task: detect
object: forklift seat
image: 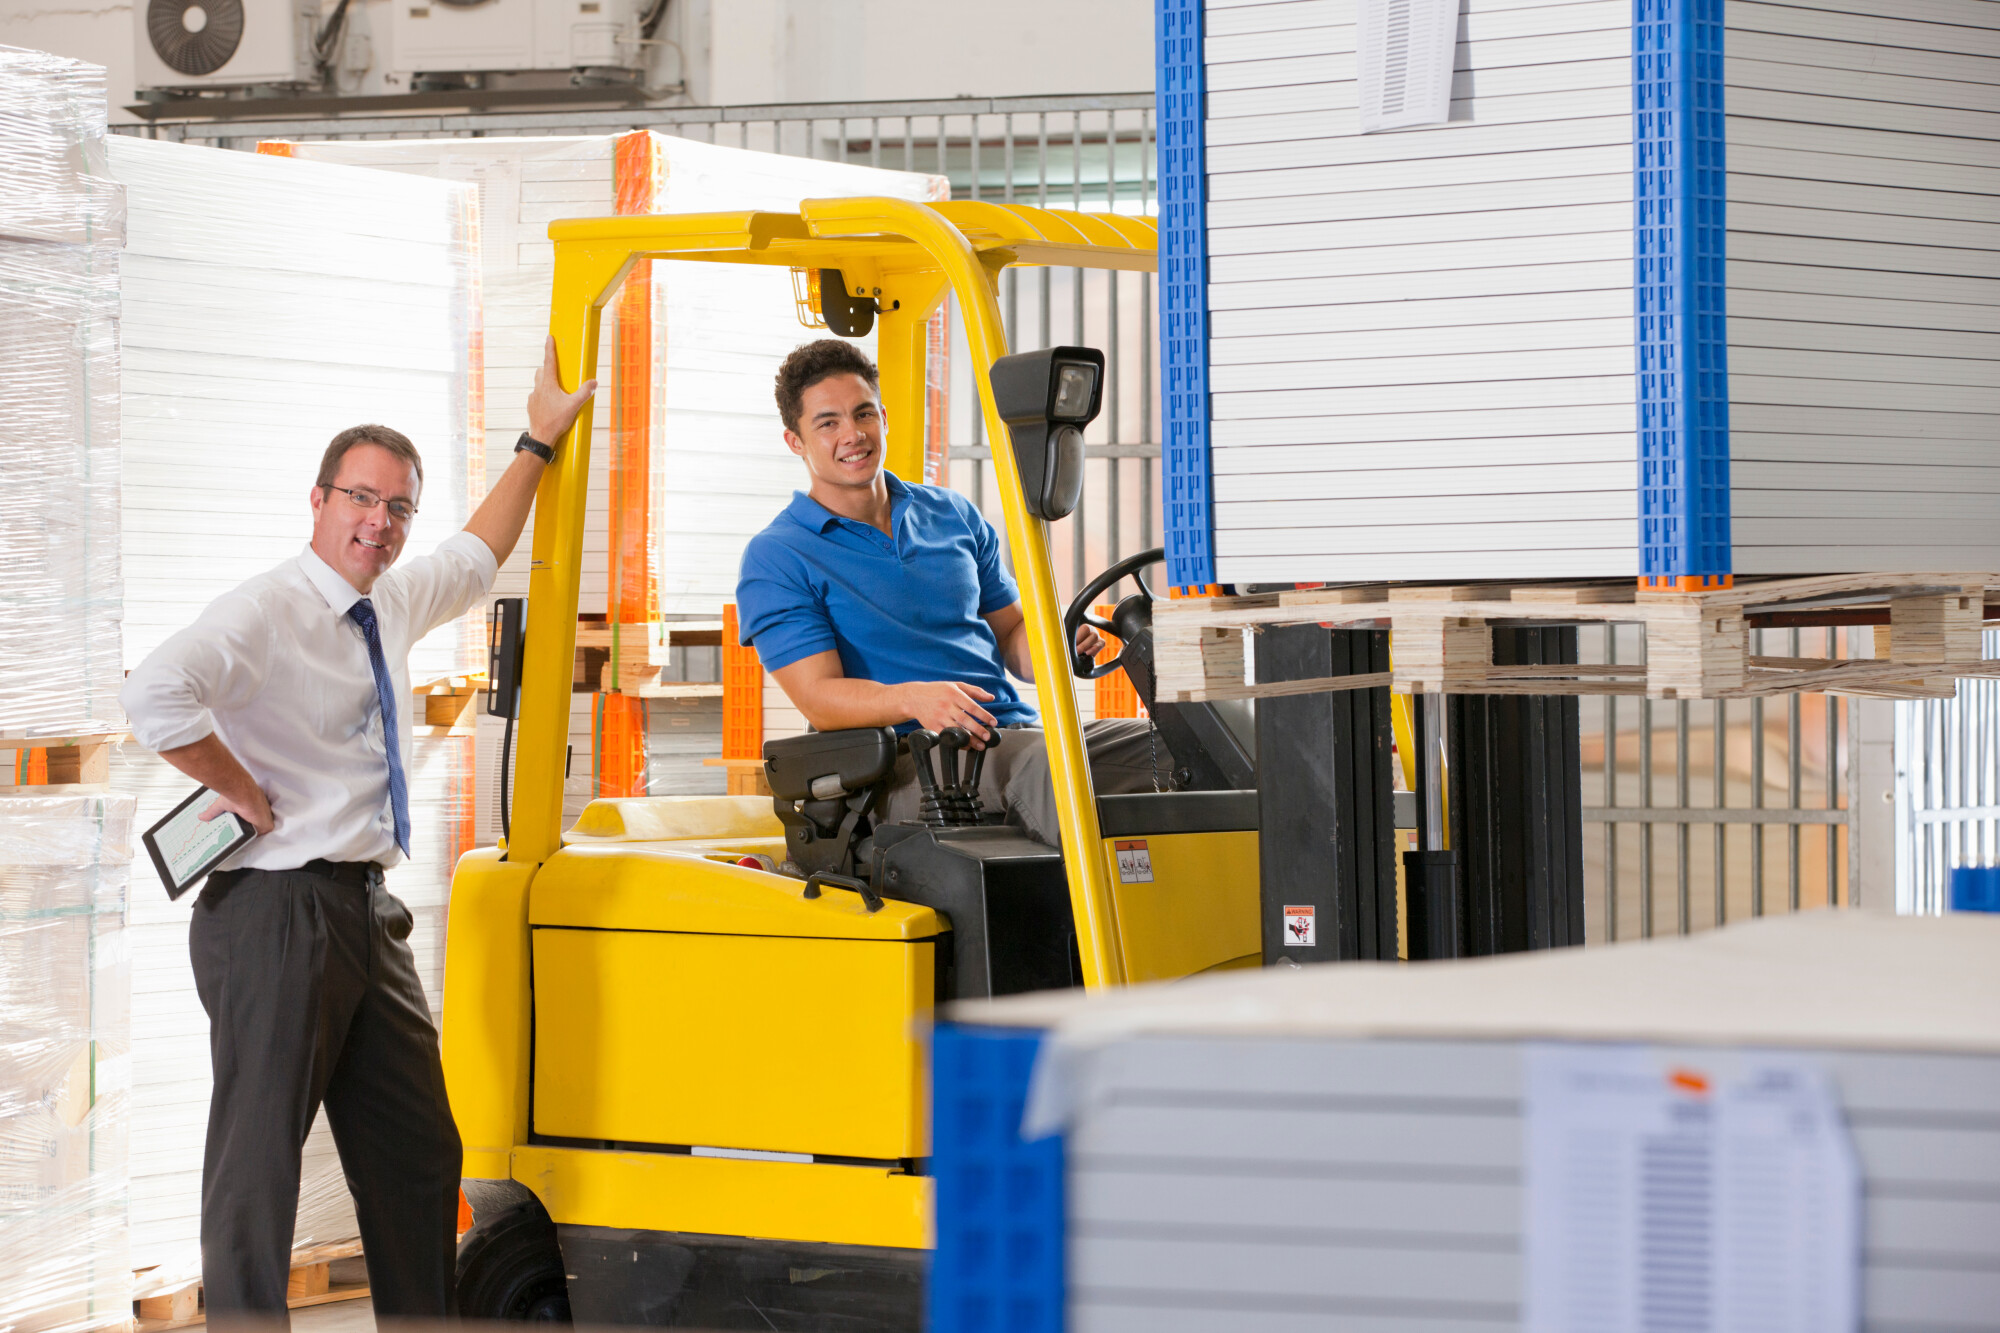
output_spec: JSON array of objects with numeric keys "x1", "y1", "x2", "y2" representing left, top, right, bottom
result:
[{"x1": 763, "y1": 728, "x2": 899, "y2": 803}]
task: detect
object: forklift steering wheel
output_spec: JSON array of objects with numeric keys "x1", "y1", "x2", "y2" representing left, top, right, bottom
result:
[{"x1": 1063, "y1": 546, "x2": 1164, "y2": 679}]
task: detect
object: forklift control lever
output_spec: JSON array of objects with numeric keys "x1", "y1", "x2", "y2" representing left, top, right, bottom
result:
[
  {"x1": 936, "y1": 726, "x2": 967, "y2": 789},
  {"x1": 906, "y1": 729, "x2": 948, "y2": 827}
]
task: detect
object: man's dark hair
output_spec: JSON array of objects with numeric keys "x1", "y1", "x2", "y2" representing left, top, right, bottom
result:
[
  {"x1": 317, "y1": 424, "x2": 424, "y2": 493},
  {"x1": 774, "y1": 339, "x2": 880, "y2": 435}
]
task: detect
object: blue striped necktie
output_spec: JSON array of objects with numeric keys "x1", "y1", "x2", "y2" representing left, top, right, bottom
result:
[{"x1": 348, "y1": 598, "x2": 411, "y2": 858}]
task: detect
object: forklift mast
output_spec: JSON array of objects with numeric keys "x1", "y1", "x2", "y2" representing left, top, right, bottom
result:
[{"x1": 508, "y1": 199, "x2": 1156, "y2": 980}]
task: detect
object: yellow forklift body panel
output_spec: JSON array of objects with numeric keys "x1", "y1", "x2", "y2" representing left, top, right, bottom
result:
[
  {"x1": 1102, "y1": 830, "x2": 1263, "y2": 983},
  {"x1": 530, "y1": 842, "x2": 943, "y2": 940},
  {"x1": 531, "y1": 927, "x2": 935, "y2": 1160},
  {"x1": 513, "y1": 1144, "x2": 929, "y2": 1249},
  {"x1": 440, "y1": 848, "x2": 536, "y2": 1181}
]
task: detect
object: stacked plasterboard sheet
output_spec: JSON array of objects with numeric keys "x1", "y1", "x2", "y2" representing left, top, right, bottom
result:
[
  {"x1": 103, "y1": 136, "x2": 478, "y2": 1284},
  {"x1": 284, "y1": 133, "x2": 945, "y2": 824},
  {"x1": 1723, "y1": 0, "x2": 2000, "y2": 572},
  {"x1": 957, "y1": 910, "x2": 2000, "y2": 1331},
  {"x1": 1197, "y1": 0, "x2": 2000, "y2": 582},
  {"x1": 0, "y1": 793, "x2": 136, "y2": 1333},
  {"x1": 1203, "y1": 0, "x2": 1636, "y2": 583},
  {"x1": 0, "y1": 48, "x2": 126, "y2": 744}
]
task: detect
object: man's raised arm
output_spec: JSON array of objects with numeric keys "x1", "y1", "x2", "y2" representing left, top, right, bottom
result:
[{"x1": 465, "y1": 336, "x2": 597, "y2": 565}]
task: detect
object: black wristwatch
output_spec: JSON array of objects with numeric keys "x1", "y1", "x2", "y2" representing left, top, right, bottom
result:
[{"x1": 515, "y1": 431, "x2": 555, "y2": 463}]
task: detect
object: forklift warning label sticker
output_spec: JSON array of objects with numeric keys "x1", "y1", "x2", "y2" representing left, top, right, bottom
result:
[
  {"x1": 1284, "y1": 904, "x2": 1316, "y2": 946},
  {"x1": 1114, "y1": 840, "x2": 1154, "y2": 883}
]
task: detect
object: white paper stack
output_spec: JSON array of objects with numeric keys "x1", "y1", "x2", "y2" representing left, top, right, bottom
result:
[
  {"x1": 960, "y1": 909, "x2": 2000, "y2": 1332},
  {"x1": 0, "y1": 48, "x2": 126, "y2": 744},
  {"x1": 1197, "y1": 0, "x2": 2000, "y2": 581},
  {"x1": 283, "y1": 132, "x2": 946, "y2": 821}
]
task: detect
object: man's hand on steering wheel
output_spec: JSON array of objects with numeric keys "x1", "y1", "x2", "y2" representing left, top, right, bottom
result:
[
  {"x1": 1074, "y1": 622, "x2": 1105, "y2": 662},
  {"x1": 897, "y1": 680, "x2": 999, "y2": 745}
]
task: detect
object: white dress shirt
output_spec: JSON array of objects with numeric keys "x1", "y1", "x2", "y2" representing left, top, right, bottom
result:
[{"x1": 122, "y1": 531, "x2": 498, "y2": 872}]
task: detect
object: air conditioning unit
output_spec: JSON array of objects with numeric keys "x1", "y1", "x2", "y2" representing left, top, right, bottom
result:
[
  {"x1": 135, "y1": 0, "x2": 320, "y2": 90},
  {"x1": 392, "y1": 0, "x2": 646, "y2": 77}
]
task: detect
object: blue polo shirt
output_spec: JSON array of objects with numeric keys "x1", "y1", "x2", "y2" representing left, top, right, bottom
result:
[{"x1": 736, "y1": 474, "x2": 1036, "y2": 728}]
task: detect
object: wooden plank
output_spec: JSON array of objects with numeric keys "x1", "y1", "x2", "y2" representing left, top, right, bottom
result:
[
  {"x1": 702, "y1": 756, "x2": 771, "y2": 797},
  {"x1": 1164, "y1": 672, "x2": 1394, "y2": 705}
]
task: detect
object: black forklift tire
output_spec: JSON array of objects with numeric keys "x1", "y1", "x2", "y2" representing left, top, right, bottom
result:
[{"x1": 456, "y1": 1201, "x2": 574, "y2": 1322}]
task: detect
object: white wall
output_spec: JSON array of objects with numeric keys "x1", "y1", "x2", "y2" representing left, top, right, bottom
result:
[
  {"x1": 0, "y1": 0, "x2": 1152, "y2": 125},
  {"x1": 688, "y1": 0, "x2": 1153, "y2": 106}
]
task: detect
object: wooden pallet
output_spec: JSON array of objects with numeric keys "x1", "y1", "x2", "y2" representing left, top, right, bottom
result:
[
  {"x1": 0, "y1": 732, "x2": 120, "y2": 788},
  {"x1": 576, "y1": 617, "x2": 726, "y2": 696},
  {"x1": 412, "y1": 675, "x2": 485, "y2": 735},
  {"x1": 1154, "y1": 574, "x2": 2000, "y2": 704},
  {"x1": 133, "y1": 1243, "x2": 369, "y2": 1332},
  {"x1": 703, "y1": 755, "x2": 772, "y2": 796}
]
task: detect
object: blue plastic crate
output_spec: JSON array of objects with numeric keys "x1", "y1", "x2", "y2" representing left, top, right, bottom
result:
[
  {"x1": 1633, "y1": 0, "x2": 1731, "y2": 586},
  {"x1": 1155, "y1": 0, "x2": 1215, "y2": 591},
  {"x1": 1950, "y1": 865, "x2": 2000, "y2": 913},
  {"x1": 929, "y1": 1023, "x2": 1066, "y2": 1333}
]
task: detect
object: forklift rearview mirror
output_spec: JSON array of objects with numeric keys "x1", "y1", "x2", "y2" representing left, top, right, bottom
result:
[{"x1": 988, "y1": 345, "x2": 1104, "y2": 522}]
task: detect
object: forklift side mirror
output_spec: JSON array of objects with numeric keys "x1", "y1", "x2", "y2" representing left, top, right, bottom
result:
[{"x1": 988, "y1": 345, "x2": 1103, "y2": 522}]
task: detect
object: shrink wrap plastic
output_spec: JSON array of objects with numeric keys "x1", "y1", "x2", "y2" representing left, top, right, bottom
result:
[
  {"x1": 0, "y1": 794, "x2": 135, "y2": 1333},
  {"x1": 282, "y1": 132, "x2": 944, "y2": 822},
  {"x1": 0, "y1": 49, "x2": 125, "y2": 742},
  {"x1": 97, "y1": 139, "x2": 479, "y2": 1281},
  {"x1": 107, "y1": 135, "x2": 480, "y2": 679}
]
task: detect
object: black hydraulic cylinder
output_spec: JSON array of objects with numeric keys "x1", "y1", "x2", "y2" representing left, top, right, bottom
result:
[
  {"x1": 1402, "y1": 850, "x2": 1462, "y2": 961},
  {"x1": 1255, "y1": 625, "x2": 1397, "y2": 963},
  {"x1": 1448, "y1": 627, "x2": 1586, "y2": 953}
]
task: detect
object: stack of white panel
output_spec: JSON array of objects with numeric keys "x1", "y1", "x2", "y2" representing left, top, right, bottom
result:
[
  {"x1": 103, "y1": 137, "x2": 479, "y2": 1284},
  {"x1": 959, "y1": 909, "x2": 2000, "y2": 1331},
  {"x1": 0, "y1": 793, "x2": 136, "y2": 1333},
  {"x1": 0, "y1": 48, "x2": 125, "y2": 745},
  {"x1": 284, "y1": 133, "x2": 946, "y2": 822},
  {"x1": 1196, "y1": 0, "x2": 2000, "y2": 582}
]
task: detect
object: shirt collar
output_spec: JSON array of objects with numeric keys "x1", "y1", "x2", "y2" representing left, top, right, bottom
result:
[
  {"x1": 297, "y1": 543, "x2": 365, "y2": 617},
  {"x1": 785, "y1": 473, "x2": 914, "y2": 536}
]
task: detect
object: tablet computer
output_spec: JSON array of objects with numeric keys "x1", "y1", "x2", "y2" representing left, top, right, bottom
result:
[{"x1": 143, "y1": 787, "x2": 256, "y2": 900}]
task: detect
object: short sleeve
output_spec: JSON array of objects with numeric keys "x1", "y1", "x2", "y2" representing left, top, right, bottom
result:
[
  {"x1": 963, "y1": 495, "x2": 1019, "y2": 616},
  {"x1": 384, "y1": 529, "x2": 501, "y2": 637},
  {"x1": 736, "y1": 535, "x2": 839, "y2": 673},
  {"x1": 121, "y1": 589, "x2": 273, "y2": 752}
]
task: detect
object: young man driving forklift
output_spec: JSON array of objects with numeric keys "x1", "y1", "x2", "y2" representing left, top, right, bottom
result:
[{"x1": 736, "y1": 338, "x2": 1158, "y2": 847}]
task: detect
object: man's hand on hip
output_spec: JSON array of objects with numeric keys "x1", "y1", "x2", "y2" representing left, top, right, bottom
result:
[
  {"x1": 898, "y1": 681, "x2": 1000, "y2": 745},
  {"x1": 159, "y1": 732, "x2": 278, "y2": 836},
  {"x1": 203, "y1": 787, "x2": 276, "y2": 837}
]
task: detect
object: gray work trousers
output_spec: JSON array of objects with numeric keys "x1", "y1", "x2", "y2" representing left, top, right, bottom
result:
[
  {"x1": 190, "y1": 862, "x2": 461, "y2": 1326},
  {"x1": 881, "y1": 717, "x2": 1162, "y2": 845}
]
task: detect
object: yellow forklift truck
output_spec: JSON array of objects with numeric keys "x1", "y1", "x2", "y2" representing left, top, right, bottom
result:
[{"x1": 442, "y1": 198, "x2": 1264, "y2": 1328}]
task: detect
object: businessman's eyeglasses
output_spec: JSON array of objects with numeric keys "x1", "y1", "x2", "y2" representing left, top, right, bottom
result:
[{"x1": 322, "y1": 485, "x2": 418, "y2": 523}]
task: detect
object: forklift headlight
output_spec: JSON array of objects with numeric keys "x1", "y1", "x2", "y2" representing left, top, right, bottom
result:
[
  {"x1": 1051, "y1": 360, "x2": 1097, "y2": 421},
  {"x1": 987, "y1": 345, "x2": 1104, "y2": 522}
]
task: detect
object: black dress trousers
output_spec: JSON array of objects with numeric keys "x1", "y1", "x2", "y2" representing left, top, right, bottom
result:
[{"x1": 190, "y1": 862, "x2": 461, "y2": 1324}]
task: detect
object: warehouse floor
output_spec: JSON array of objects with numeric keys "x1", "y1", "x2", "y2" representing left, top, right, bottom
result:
[{"x1": 291, "y1": 1300, "x2": 372, "y2": 1333}]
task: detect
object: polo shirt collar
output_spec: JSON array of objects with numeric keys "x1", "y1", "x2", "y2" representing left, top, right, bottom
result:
[
  {"x1": 297, "y1": 542, "x2": 365, "y2": 617},
  {"x1": 785, "y1": 473, "x2": 914, "y2": 536}
]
